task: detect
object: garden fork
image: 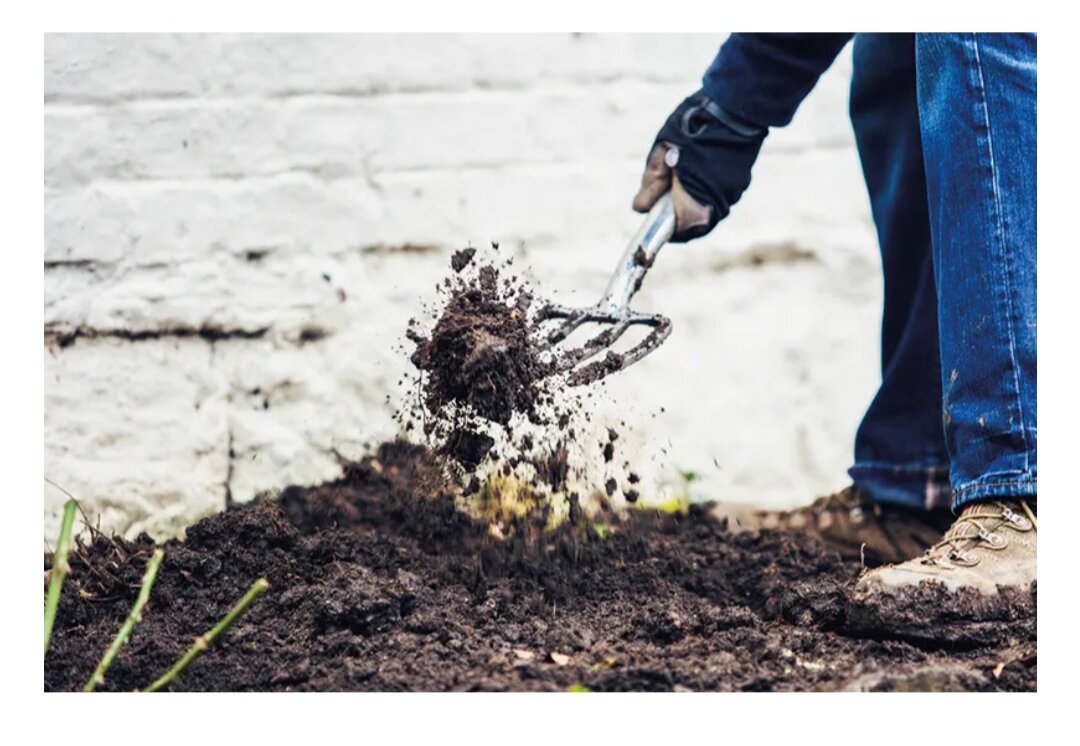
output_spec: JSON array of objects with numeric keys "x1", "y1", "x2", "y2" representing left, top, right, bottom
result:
[{"x1": 536, "y1": 191, "x2": 675, "y2": 386}]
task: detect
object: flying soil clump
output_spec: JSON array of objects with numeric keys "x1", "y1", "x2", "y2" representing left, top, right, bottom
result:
[
  {"x1": 404, "y1": 247, "x2": 574, "y2": 482},
  {"x1": 409, "y1": 263, "x2": 545, "y2": 426},
  {"x1": 403, "y1": 245, "x2": 640, "y2": 509}
]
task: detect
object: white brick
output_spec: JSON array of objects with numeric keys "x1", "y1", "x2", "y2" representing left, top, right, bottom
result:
[
  {"x1": 46, "y1": 69, "x2": 855, "y2": 190},
  {"x1": 44, "y1": 339, "x2": 228, "y2": 539},
  {"x1": 43, "y1": 141, "x2": 873, "y2": 337},
  {"x1": 45, "y1": 33, "x2": 726, "y2": 103}
]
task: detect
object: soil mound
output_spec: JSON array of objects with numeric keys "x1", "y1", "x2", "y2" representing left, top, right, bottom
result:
[{"x1": 44, "y1": 443, "x2": 1035, "y2": 692}]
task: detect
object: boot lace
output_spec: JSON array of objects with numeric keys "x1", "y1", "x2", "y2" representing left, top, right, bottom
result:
[{"x1": 922, "y1": 500, "x2": 1036, "y2": 567}]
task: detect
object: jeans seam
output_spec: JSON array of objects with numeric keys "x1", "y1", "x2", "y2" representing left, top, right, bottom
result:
[
  {"x1": 851, "y1": 460, "x2": 950, "y2": 474},
  {"x1": 971, "y1": 33, "x2": 1031, "y2": 472},
  {"x1": 953, "y1": 478, "x2": 1037, "y2": 498}
]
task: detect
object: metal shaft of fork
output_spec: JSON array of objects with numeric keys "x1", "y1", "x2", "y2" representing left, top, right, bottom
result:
[{"x1": 598, "y1": 192, "x2": 676, "y2": 314}]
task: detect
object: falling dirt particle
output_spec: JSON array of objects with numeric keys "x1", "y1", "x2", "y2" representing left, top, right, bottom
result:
[
  {"x1": 602, "y1": 441, "x2": 614, "y2": 463},
  {"x1": 450, "y1": 248, "x2": 477, "y2": 273},
  {"x1": 567, "y1": 492, "x2": 582, "y2": 525},
  {"x1": 605, "y1": 478, "x2": 617, "y2": 497},
  {"x1": 441, "y1": 430, "x2": 494, "y2": 470},
  {"x1": 537, "y1": 445, "x2": 569, "y2": 492}
]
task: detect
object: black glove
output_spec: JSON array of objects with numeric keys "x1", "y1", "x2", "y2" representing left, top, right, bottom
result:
[{"x1": 633, "y1": 89, "x2": 768, "y2": 242}]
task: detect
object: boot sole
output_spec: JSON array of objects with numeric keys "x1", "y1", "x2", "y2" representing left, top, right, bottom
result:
[{"x1": 845, "y1": 580, "x2": 1036, "y2": 648}]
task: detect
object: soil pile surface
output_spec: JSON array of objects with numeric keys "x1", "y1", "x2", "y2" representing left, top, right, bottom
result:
[{"x1": 44, "y1": 443, "x2": 1036, "y2": 692}]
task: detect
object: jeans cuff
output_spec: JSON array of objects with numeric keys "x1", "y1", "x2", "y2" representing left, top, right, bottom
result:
[
  {"x1": 849, "y1": 461, "x2": 952, "y2": 511},
  {"x1": 951, "y1": 476, "x2": 1037, "y2": 511}
]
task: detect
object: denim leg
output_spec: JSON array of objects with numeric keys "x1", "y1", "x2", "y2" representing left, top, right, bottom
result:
[
  {"x1": 915, "y1": 33, "x2": 1037, "y2": 509},
  {"x1": 847, "y1": 33, "x2": 952, "y2": 511}
]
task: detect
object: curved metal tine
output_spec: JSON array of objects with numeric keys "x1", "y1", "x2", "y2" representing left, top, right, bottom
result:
[
  {"x1": 565, "y1": 313, "x2": 673, "y2": 386},
  {"x1": 614, "y1": 315, "x2": 673, "y2": 369},
  {"x1": 549, "y1": 317, "x2": 633, "y2": 372},
  {"x1": 533, "y1": 304, "x2": 584, "y2": 350},
  {"x1": 537, "y1": 304, "x2": 624, "y2": 349},
  {"x1": 535, "y1": 302, "x2": 578, "y2": 321},
  {"x1": 544, "y1": 313, "x2": 590, "y2": 347}
]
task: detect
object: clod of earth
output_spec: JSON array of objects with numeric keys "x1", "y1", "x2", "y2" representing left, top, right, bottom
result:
[
  {"x1": 450, "y1": 248, "x2": 477, "y2": 273},
  {"x1": 402, "y1": 250, "x2": 598, "y2": 504},
  {"x1": 409, "y1": 264, "x2": 546, "y2": 427}
]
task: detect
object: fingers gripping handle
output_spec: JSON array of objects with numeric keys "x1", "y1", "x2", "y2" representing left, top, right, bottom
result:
[{"x1": 600, "y1": 191, "x2": 675, "y2": 314}]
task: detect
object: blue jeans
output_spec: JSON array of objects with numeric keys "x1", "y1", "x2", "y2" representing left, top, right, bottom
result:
[{"x1": 847, "y1": 33, "x2": 1037, "y2": 513}]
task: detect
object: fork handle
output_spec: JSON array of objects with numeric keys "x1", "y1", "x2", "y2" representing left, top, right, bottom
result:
[{"x1": 599, "y1": 192, "x2": 675, "y2": 314}]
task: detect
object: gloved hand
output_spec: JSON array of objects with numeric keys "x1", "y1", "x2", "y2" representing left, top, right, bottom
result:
[{"x1": 633, "y1": 89, "x2": 768, "y2": 242}]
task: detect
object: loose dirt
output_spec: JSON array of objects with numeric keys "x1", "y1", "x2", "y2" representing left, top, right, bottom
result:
[
  {"x1": 402, "y1": 249, "x2": 626, "y2": 504},
  {"x1": 44, "y1": 442, "x2": 1035, "y2": 692},
  {"x1": 409, "y1": 262, "x2": 546, "y2": 428}
]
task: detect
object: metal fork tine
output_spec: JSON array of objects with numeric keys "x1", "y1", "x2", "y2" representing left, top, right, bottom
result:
[
  {"x1": 566, "y1": 315, "x2": 672, "y2": 386},
  {"x1": 549, "y1": 318, "x2": 633, "y2": 371},
  {"x1": 532, "y1": 191, "x2": 676, "y2": 383},
  {"x1": 545, "y1": 314, "x2": 589, "y2": 347}
]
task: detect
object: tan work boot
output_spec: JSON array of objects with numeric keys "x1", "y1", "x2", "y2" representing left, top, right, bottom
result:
[
  {"x1": 717, "y1": 486, "x2": 952, "y2": 566},
  {"x1": 849, "y1": 500, "x2": 1037, "y2": 643}
]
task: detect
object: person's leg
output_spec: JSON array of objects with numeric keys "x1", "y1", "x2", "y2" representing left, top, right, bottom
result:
[
  {"x1": 916, "y1": 32, "x2": 1037, "y2": 507},
  {"x1": 847, "y1": 32, "x2": 953, "y2": 511},
  {"x1": 725, "y1": 34, "x2": 953, "y2": 567},
  {"x1": 848, "y1": 36, "x2": 1036, "y2": 636}
]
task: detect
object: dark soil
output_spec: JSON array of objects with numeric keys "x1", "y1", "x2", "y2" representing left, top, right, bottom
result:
[
  {"x1": 409, "y1": 263, "x2": 546, "y2": 428},
  {"x1": 44, "y1": 442, "x2": 1035, "y2": 692},
  {"x1": 450, "y1": 247, "x2": 477, "y2": 273}
]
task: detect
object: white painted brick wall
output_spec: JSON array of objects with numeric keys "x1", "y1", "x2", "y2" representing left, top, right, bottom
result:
[{"x1": 44, "y1": 33, "x2": 881, "y2": 539}]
